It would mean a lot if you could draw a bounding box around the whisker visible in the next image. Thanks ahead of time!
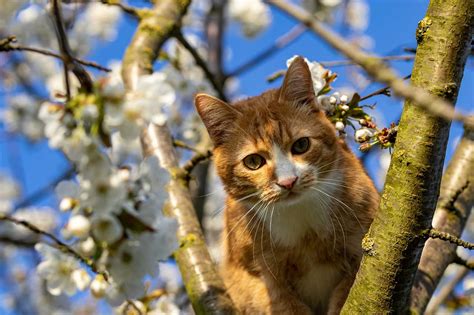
[260,202,277,280]
[248,202,268,265]
[316,180,371,194]
[224,198,264,240]
[316,193,337,252]
[212,191,259,217]
[310,187,364,232]
[268,203,277,263]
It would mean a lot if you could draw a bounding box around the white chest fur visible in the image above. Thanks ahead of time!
[264,177,340,247]
[296,263,342,310]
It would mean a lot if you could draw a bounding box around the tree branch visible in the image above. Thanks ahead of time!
[426,229,474,250]
[0,213,108,280]
[141,124,235,314]
[100,0,141,19]
[320,54,415,67]
[226,23,306,78]
[51,0,94,94]
[267,0,474,129]
[121,0,235,313]
[425,265,470,315]
[453,255,474,270]
[174,31,227,101]
[359,74,411,101]
[182,149,213,183]
[410,127,474,313]
[0,36,111,72]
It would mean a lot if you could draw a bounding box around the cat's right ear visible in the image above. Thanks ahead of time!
[279,56,317,108]
[195,93,238,146]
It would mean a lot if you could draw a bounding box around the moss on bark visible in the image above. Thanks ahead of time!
[341,0,474,313]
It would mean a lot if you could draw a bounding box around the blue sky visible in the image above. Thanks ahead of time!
[0,1,472,312]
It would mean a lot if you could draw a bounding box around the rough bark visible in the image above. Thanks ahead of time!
[341,0,474,313]
[121,1,235,314]
[410,128,474,314]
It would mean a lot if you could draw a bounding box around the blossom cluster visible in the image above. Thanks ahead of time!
[228,0,271,37]
[1,1,122,141]
[36,82,180,305]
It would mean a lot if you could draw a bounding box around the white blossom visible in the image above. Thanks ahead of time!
[35,243,91,296]
[346,0,369,31]
[65,215,91,238]
[90,275,108,298]
[0,94,44,140]
[340,94,349,103]
[335,121,345,131]
[91,214,123,244]
[11,207,57,237]
[78,237,96,257]
[354,128,373,143]
[74,3,121,41]
[228,0,271,37]
[0,174,20,214]
[104,72,176,140]
[150,296,180,315]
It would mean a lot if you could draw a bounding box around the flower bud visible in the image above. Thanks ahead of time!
[335,121,345,131]
[340,94,349,103]
[90,275,108,298]
[60,197,76,211]
[355,128,374,143]
[340,104,350,111]
[79,237,96,256]
[66,215,91,238]
[71,269,91,291]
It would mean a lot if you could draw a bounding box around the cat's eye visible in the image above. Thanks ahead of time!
[243,154,266,170]
[291,137,310,154]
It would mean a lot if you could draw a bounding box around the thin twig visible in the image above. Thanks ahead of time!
[268,0,474,128]
[14,167,75,210]
[226,24,307,78]
[320,54,415,67]
[173,139,200,153]
[51,0,94,93]
[453,255,474,270]
[426,229,474,250]
[182,150,213,181]
[100,0,141,18]
[0,213,108,280]
[425,266,470,315]
[0,36,111,72]
[359,74,412,101]
[174,31,227,101]
[125,299,143,315]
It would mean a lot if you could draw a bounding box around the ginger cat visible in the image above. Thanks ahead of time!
[195,57,378,314]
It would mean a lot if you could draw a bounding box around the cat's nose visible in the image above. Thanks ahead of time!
[277,176,298,190]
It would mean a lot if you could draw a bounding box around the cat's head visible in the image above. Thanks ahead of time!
[195,57,340,206]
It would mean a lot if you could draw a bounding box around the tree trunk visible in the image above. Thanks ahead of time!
[410,128,474,314]
[341,0,473,313]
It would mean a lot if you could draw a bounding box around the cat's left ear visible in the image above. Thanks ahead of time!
[195,93,239,146]
[279,56,316,107]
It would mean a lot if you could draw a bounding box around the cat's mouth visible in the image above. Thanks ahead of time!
[277,189,301,202]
